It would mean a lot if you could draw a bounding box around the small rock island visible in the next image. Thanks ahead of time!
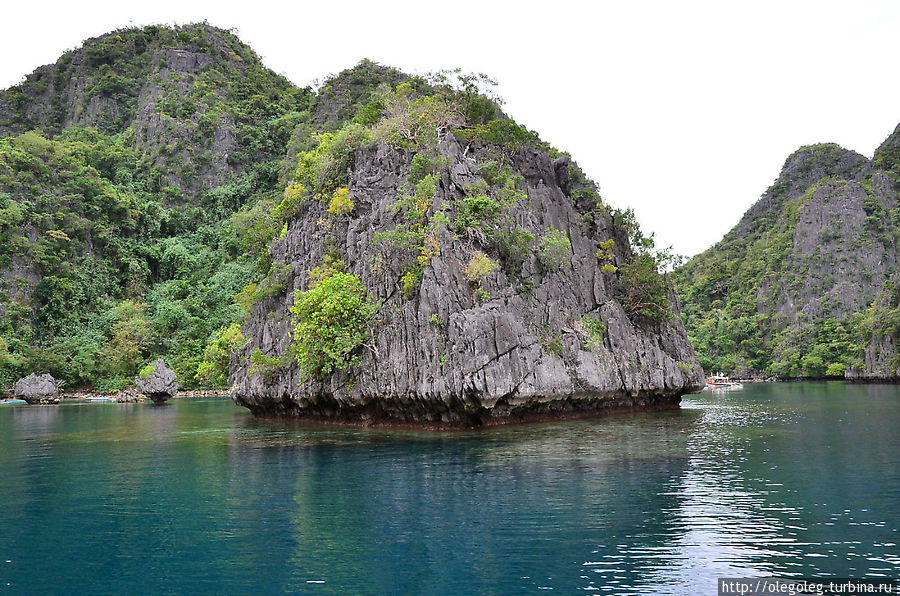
[230,69,704,426]
[135,359,178,404]
[14,373,60,404]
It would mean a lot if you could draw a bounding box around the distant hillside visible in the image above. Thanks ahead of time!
[0,23,314,196]
[674,125,900,379]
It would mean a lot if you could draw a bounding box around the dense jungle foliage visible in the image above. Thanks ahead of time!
[0,24,319,391]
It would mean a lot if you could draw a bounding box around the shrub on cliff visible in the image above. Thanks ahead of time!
[289,271,379,379]
[196,323,247,387]
[618,253,672,323]
[294,125,373,196]
[372,81,464,149]
[537,228,571,271]
[463,250,498,284]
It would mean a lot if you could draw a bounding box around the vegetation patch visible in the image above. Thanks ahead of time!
[248,348,290,379]
[196,323,246,386]
[374,173,443,299]
[579,316,606,352]
[289,269,379,379]
[540,328,564,356]
[537,228,571,271]
[464,250,498,284]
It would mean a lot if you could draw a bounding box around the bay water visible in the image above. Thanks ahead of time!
[0,382,897,594]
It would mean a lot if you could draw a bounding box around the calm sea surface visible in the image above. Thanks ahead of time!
[0,382,897,594]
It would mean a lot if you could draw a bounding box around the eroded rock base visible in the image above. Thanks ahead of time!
[235,391,684,429]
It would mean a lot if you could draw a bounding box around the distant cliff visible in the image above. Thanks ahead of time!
[0,23,316,392]
[674,125,900,380]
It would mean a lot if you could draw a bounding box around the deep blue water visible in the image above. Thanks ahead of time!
[0,382,898,594]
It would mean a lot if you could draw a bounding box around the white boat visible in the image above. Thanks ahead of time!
[705,374,743,388]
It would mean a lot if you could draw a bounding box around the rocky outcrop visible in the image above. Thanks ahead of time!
[135,359,177,404]
[14,374,60,404]
[846,334,900,381]
[850,127,900,381]
[231,136,704,427]
[115,388,147,403]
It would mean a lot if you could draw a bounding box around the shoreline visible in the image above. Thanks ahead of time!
[2,389,232,405]
[728,377,900,384]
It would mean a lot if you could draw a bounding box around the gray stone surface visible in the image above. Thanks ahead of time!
[853,126,900,380]
[116,388,147,403]
[14,374,59,403]
[135,359,178,404]
[231,136,704,426]
[849,333,900,381]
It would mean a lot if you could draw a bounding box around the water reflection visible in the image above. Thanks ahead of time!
[0,388,897,594]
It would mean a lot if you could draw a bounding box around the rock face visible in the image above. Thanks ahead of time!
[231,136,704,427]
[14,374,59,404]
[116,388,147,403]
[847,334,900,381]
[135,359,178,404]
[846,270,900,382]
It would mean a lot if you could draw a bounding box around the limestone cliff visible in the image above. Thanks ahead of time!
[0,24,703,403]
[231,133,703,426]
[675,128,900,380]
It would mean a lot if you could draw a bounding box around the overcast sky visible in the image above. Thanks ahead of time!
[2,1,898,256]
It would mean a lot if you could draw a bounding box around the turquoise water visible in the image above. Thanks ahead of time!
[0,382,897,594]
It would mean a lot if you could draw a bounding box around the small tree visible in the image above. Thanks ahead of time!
[327,187,354,216]
[290,271,378,379]
[196,323,246,387]
[612,208,682,323]
[463,250,498,304]
[618,254,672,322]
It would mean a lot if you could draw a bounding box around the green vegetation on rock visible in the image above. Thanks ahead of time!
[537,228,571,271]
[289,270,378,380]
[0,23,307,391]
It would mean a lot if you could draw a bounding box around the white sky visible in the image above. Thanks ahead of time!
[1,0,898,256]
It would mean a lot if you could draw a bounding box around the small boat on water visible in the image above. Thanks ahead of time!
[1,398,27,405]
[86,396,117,403]
[705,374,743,388]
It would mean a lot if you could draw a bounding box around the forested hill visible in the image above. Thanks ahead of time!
[0,24,313,196]
[674,124,900,380]
[2,23,679,395]
[0,23,406,391]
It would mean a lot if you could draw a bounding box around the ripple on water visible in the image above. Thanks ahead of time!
[0,383,898,593]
